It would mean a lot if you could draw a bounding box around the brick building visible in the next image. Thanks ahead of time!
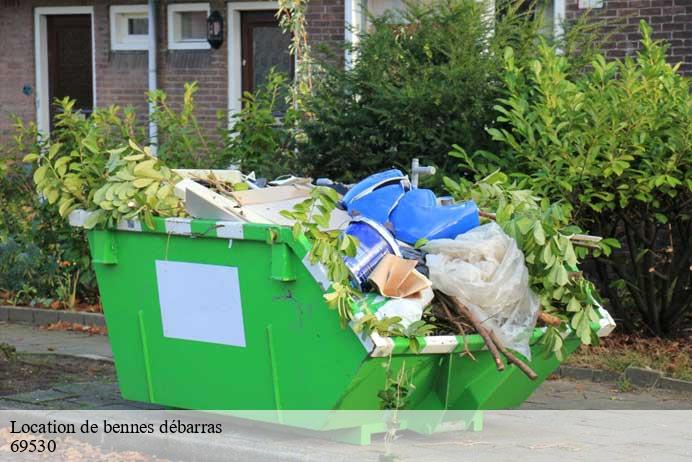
[0,0,689,144]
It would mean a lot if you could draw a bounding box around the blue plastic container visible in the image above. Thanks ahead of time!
[341,169,410,224]
[390,189,480,244]
[343,218,401,289]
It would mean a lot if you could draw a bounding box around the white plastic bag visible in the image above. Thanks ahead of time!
[423,222,539,358]
[374,287,434,329]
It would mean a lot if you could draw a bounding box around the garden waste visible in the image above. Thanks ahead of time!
[423,222,540,359]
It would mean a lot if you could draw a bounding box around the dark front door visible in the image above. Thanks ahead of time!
[240,11,293,97]
[47,15,93,127]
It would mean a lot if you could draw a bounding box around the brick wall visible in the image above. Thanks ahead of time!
[566,0,692,75]
[94,0,149,122]
[0,1,35,142]
[306,0,346,62]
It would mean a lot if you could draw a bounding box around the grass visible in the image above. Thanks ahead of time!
[565,333,692,381]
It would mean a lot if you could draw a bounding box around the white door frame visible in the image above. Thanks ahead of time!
[34,6,96,136]
[226,1,280,123]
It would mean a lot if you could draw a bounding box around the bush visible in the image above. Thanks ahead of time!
[0,154,96,308]
[150,76,296,178]
[295,0,604,182]
[461,21,691,336]
[226,71,299,179]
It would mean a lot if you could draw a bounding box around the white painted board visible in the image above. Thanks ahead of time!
[155,260,246,347]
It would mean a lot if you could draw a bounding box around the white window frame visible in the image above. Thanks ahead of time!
[226,1,282,120]
[167,2,211,50]
[34,6,96,137]
[553,0,566,38]
[110,5,149,51]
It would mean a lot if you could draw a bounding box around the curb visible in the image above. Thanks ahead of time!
[0,305,105,328]
[558,365,692,393]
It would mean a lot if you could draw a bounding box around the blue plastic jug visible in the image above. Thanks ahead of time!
[390,189,480,244]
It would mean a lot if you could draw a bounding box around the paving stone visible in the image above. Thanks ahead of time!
[0,306,9,322]
[559,366,594,381]
[8,307,35,324]
[64,397,125,409]
[625,366,662,388]
[4,389,78,404]
[0,399,48,410]
[657,377,692,393]
[53,382,120,400]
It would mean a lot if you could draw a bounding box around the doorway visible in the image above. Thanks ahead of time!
[47,15,93,128]
[240,10,293,97]
[34,7,95,135]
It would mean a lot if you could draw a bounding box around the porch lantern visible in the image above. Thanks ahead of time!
[207,10,224,49]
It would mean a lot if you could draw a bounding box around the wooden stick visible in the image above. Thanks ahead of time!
[537,311,562,327]
[488,330,538,380]
[437,291,505,372]
[569,234,602,243]
[436,298,476,361]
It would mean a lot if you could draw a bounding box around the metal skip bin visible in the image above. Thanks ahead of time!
[72,212,616,443]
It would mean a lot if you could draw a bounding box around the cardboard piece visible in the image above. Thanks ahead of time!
[174,178,349,230]
[229,185,311,206]
[368,254,432,299]
[175,179,246,222]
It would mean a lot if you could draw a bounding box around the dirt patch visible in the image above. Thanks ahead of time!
[566,333,692,381]
[0,353,115,396]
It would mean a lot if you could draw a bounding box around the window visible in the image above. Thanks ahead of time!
[168,3,211,50]
[110,5,149,51]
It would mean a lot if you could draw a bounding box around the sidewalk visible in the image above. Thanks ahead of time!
[0,321,112,361]
[2,322,691,411]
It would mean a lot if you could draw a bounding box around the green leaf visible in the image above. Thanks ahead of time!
[533,222,546,245]
[22,153,39,163]
[33,165,48,184]
[83,210,104,229]
[414,238,429,249]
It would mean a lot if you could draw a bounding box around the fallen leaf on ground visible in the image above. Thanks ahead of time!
[40,321,107,336]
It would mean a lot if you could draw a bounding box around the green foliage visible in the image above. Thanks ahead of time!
[378,359,415,411]
[280,187,360,323]
[444,171,602,357]
[0,152,96,308]
[150,78,298,178]
[22,98,142,219]
[22,100,184,230]
[471,21,691,336]
[227,71,299,178]
[148,82,231,169]
[89,141,185,229]
[295,0,606,182]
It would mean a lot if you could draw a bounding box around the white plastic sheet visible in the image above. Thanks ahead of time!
[374,287,434,329]
[423,222,539,358]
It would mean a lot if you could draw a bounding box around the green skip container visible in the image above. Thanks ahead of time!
[70,211,615,443]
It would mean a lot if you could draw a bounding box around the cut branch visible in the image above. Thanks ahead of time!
[436,299,475,361]
[488,330,538,380]
[436,291,504,372]
[537,311,562,327]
